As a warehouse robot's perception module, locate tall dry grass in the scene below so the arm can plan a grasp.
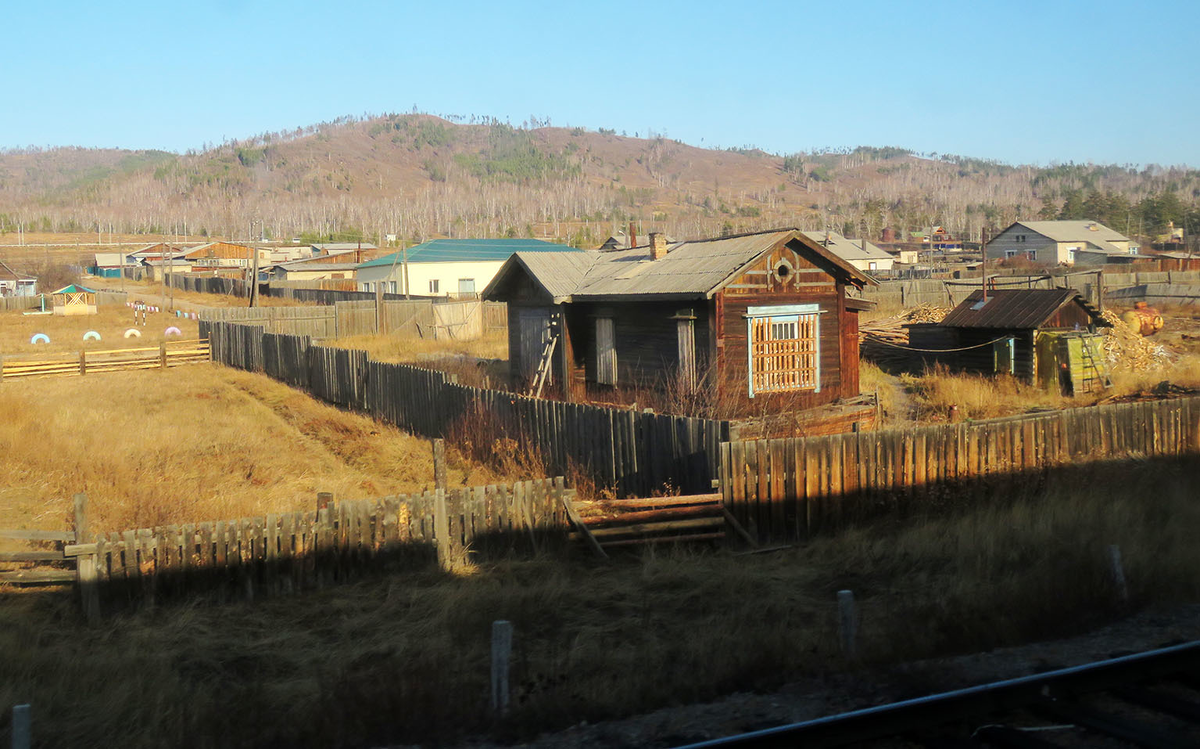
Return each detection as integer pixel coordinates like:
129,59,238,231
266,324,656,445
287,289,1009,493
901,364,1067,422
1,457,1197,747
0,366,513,533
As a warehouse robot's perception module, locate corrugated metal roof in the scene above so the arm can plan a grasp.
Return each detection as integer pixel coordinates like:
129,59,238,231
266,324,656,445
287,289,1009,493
1015,220,1129,244
939,289,1107,329
360,238,577,268
484,229,875,303
799,231,892,262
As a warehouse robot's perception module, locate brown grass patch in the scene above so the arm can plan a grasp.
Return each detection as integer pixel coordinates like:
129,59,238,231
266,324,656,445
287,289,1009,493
331,329,509,387
0,365,512,533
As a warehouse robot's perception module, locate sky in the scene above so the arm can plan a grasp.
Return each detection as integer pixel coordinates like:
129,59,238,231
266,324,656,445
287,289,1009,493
2,0,1197,166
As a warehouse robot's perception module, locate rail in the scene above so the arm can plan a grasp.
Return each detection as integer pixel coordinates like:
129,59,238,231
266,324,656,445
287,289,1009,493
676,639,1200,748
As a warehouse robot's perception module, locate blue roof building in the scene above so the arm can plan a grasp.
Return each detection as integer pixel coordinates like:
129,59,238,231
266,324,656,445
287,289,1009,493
356,238,584,298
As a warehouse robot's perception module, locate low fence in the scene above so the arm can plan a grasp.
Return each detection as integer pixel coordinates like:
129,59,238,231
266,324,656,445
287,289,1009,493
1108,283,1200,306
0,339,210,380
169,274,251,297
1,291,127,313
199,306,338,338
2,480,570,613
197,300,501,340
203,321,729,495
720,396,1200,542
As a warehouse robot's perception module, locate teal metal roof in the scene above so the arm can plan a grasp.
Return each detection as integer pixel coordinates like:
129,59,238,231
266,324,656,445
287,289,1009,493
51,284,97,294
359,238,579,268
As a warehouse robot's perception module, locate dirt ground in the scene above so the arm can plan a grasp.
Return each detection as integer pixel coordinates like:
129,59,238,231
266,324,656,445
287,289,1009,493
483,604,1200,748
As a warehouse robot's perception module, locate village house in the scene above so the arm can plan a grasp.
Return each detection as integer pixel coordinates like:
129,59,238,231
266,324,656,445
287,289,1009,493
0,260,37,296
987,220,1140,266
483,229,877,424
183,242,272,276
272,254,361,282
800,230,894,273
357,238,578,298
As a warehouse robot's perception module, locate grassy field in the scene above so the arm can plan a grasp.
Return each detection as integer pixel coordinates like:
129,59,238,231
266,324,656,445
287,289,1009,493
0,365,517,534
0,306,201,357
1,456,1197,748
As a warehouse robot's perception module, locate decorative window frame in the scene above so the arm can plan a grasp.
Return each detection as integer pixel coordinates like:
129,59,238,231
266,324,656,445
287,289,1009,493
745,303,822,398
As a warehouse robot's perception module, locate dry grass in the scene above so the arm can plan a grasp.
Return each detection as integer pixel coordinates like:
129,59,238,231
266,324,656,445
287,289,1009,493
0,365,513,534
901,364,1067,422
0,306,201,357
331,329,509,388
1,457,1197,747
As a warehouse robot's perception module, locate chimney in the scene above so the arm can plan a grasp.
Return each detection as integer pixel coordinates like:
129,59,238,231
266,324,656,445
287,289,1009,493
649,232,668,260
628,222,638,249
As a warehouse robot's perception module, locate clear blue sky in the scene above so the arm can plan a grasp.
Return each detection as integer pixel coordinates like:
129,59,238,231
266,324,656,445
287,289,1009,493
3,0,1197,166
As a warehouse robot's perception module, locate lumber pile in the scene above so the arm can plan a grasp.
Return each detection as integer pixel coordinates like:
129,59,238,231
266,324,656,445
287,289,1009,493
860,305,952,366
1100,311,1171,372
569,494,729,551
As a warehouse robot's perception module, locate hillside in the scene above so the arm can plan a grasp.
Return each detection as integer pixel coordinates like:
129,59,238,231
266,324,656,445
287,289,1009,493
1,113,1197,247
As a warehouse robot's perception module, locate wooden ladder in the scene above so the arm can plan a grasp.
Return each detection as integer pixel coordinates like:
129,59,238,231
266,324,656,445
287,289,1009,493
527,333,558,398
1079,335,1112,391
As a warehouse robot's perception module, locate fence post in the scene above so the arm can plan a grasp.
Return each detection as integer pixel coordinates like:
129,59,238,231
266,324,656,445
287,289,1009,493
79,349,86,376
491,620,513,715
1109,544,1129,602
316,491,333,512
73,493,100,625
433,439,447,492
837,589,857,660
434,488,451,570
159,342,167,369
11,704,31,749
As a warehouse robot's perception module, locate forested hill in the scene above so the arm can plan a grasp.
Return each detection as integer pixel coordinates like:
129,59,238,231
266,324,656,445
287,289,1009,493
1,113,1196,246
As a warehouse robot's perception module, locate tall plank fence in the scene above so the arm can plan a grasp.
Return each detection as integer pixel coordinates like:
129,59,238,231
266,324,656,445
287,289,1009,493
721,396,1200,541
203,321,730,496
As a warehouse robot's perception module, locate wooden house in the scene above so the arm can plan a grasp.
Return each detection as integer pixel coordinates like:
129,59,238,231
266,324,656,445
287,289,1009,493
483,229,877,420
51,284,98,316
0,260,37,296
908,288,1112,394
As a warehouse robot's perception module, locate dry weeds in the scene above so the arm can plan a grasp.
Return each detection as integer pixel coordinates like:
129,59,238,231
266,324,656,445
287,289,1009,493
1,457,1196,747
0,366,512,533
331,329,509,387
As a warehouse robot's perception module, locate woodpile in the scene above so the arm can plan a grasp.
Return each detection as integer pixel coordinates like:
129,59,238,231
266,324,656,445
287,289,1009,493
1100,310,1171,372
860,305,952,366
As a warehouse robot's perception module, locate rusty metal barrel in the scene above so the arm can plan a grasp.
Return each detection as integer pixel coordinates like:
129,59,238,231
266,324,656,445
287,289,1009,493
1119,301,1165,336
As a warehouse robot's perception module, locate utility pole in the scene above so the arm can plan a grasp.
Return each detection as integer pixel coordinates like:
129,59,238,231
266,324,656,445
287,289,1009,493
402,244,411,298
980,226,989,303
249,231,260,308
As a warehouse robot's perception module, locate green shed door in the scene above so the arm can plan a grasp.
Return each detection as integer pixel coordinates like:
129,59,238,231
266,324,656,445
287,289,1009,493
993,336,1016,375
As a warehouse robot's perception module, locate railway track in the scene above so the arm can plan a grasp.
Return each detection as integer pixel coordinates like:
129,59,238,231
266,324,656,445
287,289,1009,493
677,640,1200,748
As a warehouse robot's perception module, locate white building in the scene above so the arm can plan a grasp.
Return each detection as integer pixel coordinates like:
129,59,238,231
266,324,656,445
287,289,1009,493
987,221,1139,265
356,238,581,297
799,230,894,273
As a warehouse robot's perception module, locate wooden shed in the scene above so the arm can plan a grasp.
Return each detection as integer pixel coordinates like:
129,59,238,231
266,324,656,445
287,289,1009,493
908,288,1112,393
51,284,98,316
483,229,877,419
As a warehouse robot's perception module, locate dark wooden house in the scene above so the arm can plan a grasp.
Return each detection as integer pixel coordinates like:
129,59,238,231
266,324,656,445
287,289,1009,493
908,288,1112,393
482,229,877,419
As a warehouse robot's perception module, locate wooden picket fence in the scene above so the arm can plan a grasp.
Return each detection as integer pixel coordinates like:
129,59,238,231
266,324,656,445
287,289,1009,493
0,339,210,380
23,479,572,613
720,396,1200,542
203,321,729,496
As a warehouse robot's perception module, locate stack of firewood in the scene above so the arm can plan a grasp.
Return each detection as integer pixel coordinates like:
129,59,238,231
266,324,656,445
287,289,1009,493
860,306,952,366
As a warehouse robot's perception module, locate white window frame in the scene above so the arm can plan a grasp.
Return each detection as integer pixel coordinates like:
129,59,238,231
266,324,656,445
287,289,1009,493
429,279,440,294
745,304,821,398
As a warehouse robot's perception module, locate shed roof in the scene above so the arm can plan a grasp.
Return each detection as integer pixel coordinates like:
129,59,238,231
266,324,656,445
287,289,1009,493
312,242,378,252
486,229,876,303
939,289,1109,329
51,284,97,295
360,238,575,268
0,260,34,281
